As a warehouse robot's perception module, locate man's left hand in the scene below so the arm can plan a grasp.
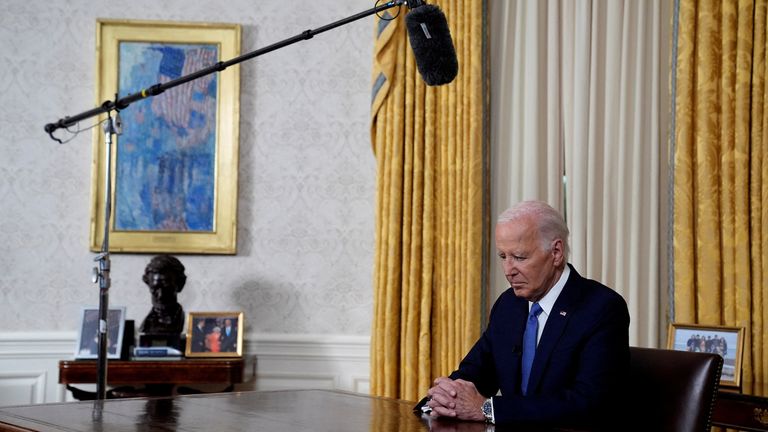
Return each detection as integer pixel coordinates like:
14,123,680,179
427,377,486,422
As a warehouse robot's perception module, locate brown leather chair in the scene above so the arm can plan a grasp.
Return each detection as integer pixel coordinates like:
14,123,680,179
628,346,723,432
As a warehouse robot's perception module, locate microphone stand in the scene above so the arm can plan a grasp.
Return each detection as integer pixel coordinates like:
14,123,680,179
91,110,119,402
45,0,407,401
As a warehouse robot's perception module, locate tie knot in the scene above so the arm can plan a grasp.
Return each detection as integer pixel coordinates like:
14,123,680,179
530,302,543,318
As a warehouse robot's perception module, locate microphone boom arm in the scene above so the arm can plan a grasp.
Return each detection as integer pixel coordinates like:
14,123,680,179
44,0,407,141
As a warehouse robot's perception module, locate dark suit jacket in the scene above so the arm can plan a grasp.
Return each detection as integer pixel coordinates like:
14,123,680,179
220,327,238,352
449,264,629,427
192,325,207,352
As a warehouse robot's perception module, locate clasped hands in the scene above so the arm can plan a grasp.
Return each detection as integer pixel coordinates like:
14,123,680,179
426,377,486,422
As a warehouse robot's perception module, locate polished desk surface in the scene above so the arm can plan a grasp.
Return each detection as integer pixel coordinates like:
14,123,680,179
714,381,768,431
0,389,576,432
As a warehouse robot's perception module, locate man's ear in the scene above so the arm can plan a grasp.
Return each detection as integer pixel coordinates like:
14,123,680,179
551,238,565,266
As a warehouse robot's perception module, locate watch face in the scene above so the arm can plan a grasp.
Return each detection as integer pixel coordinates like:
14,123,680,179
482,399,492,415
482,399,493,423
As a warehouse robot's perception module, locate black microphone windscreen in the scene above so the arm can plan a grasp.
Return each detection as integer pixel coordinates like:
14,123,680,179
405,4,459,86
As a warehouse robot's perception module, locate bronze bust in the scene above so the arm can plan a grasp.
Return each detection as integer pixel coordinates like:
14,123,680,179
139,254,186,335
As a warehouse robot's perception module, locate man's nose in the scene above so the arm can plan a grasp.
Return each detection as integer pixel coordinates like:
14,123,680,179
502,258,517,274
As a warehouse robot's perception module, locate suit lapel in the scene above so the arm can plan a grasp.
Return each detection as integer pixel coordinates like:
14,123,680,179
526,266,582,394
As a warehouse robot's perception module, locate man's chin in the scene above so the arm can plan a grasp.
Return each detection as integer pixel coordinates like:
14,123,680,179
511,286,532,299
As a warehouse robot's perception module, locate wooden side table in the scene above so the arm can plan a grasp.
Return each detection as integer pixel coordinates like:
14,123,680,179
714,381,768,431
59,358,247,400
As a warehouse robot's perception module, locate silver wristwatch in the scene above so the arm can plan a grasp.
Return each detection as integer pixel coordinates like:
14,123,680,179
481,397,493,423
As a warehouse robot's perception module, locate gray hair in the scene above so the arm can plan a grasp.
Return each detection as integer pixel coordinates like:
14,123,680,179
497,200,570,260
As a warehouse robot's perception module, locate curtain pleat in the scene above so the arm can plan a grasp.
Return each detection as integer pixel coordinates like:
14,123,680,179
490,0,666,347
370,0,488,401
563,0,664,348
673,0,768,385
754,0,767,379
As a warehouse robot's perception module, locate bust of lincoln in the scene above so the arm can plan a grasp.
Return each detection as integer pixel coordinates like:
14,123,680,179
139,254,186,335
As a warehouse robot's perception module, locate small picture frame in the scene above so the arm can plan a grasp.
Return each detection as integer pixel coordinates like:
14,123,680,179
667,323,745,387
185,311,243,357
74,306,127,359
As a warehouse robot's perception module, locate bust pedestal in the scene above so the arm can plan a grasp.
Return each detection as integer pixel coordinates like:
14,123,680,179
138,333,185,351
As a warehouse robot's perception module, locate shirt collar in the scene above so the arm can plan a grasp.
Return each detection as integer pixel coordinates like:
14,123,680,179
531,264,570,317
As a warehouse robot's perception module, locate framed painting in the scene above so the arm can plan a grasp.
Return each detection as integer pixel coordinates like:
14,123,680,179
185,311,244,357
667,323,745,387
74,306,127,359
89,19,241,254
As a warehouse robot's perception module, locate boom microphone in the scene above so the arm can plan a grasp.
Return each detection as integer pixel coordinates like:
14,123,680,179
404,1,459,86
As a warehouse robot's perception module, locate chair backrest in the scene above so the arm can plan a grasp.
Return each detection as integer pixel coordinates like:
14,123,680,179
628,346,723,432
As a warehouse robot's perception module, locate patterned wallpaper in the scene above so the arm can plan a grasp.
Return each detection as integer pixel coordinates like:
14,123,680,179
0,1,376,335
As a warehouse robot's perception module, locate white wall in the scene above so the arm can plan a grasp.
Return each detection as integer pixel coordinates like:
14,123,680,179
0,0,375,404
0,333,370,406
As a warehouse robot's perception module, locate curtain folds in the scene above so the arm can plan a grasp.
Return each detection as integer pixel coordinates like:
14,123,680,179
673,0,768,385
561,0,665,347
489,0,668,347
370,0,488,401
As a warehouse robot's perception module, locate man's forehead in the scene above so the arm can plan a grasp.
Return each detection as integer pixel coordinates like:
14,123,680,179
147,272,177,284
496,220,538,239
148,268,175,275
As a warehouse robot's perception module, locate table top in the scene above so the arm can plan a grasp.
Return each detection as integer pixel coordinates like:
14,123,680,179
0,390,422,432
0,389,573,432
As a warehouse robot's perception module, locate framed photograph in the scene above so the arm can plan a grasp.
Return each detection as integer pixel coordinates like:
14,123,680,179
185,311,243,357
667,323,745,387
89,19,242,254
74,306,127,359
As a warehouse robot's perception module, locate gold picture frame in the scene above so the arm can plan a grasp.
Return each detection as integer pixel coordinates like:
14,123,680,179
667,323,745,387
185,311,244,357
90,19,241,254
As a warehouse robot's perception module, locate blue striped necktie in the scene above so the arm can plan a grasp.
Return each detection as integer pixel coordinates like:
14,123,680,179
521,302,543,395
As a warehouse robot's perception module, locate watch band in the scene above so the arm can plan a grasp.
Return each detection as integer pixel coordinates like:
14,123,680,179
481,397,494,423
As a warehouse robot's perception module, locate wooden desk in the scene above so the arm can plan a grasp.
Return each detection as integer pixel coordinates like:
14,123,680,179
714,381,768,431
59,358,246,399
0,389,578,432
0,390,424,432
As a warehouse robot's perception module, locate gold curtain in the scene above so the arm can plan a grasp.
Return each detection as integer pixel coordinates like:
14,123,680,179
369,0,488,401
674,0,767,385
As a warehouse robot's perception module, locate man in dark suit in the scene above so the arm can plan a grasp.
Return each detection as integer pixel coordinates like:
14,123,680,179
219,318,238,352
191,318,207,352
425,201,630,428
